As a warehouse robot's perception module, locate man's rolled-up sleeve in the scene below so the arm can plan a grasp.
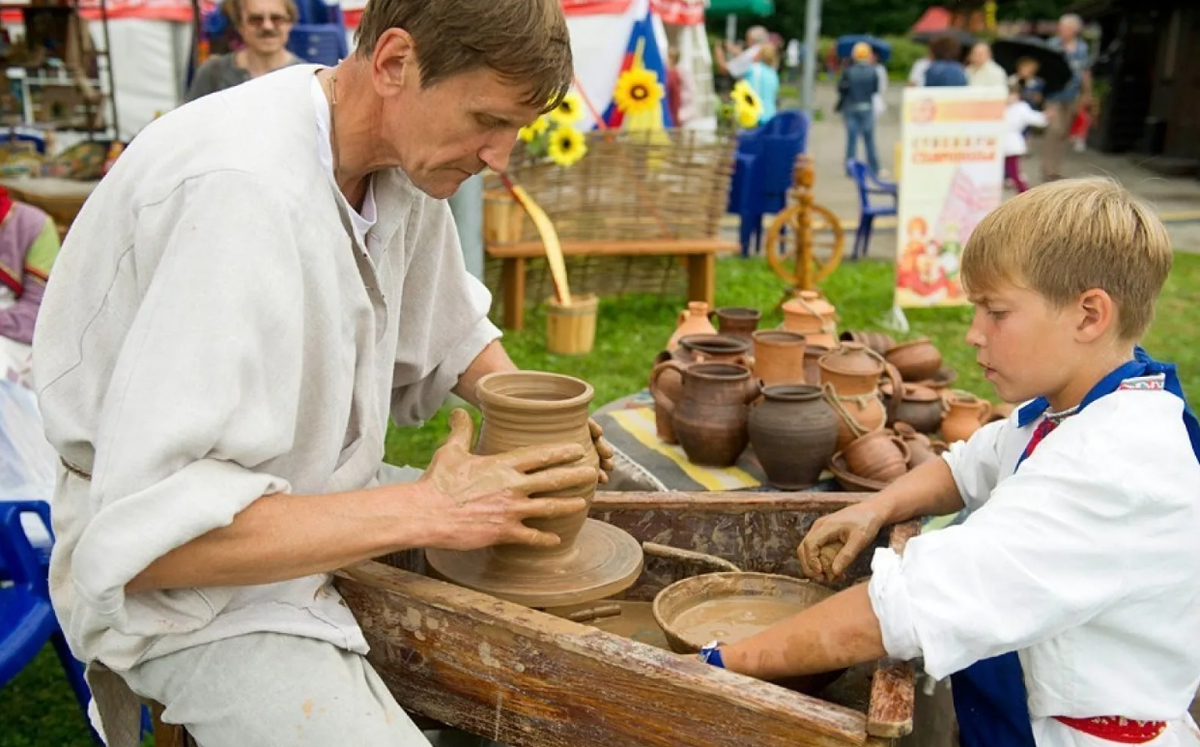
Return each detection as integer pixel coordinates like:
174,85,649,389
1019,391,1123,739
72,172,305,626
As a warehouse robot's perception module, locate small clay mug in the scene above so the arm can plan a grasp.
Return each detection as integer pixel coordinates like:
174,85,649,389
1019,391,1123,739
714,307,762,343
842,429,911,483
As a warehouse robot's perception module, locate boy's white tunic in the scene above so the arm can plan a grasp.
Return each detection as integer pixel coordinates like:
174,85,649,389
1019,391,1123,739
868,386,1200,746
33,65,499,676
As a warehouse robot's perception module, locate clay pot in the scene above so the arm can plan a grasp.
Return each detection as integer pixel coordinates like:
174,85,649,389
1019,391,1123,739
881,382,944,434
818,342,886,396
941,394,993,443
714,306,761,343
911,366,958,390
781,290,838,348
751,330,806,387
667,301,718,352
748,385,839,489
673,363,758,467
824,385,888,452
842,429,911,483
649,358,684,444
675,334,752,368
473,372,599,555
894,422,942,468
885,338,943,382
839,329,896,357
828,450,889,492
802,344,830,386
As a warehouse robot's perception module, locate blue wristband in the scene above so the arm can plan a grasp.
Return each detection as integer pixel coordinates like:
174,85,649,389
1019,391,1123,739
697,640,725,669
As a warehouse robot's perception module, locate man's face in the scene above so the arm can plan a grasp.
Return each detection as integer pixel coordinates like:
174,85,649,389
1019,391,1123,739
380,64,542,200
238,0,293,56
1058,17,1080,42
969,44,989,67
965,283,1078,404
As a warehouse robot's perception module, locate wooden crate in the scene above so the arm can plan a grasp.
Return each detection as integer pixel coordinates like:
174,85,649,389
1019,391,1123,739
335,491,917,747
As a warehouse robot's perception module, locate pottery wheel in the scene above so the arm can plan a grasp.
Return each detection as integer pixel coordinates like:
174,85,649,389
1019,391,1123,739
425,519,644,608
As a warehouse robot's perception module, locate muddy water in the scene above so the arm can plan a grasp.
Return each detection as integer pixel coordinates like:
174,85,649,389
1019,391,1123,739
670,597,803,643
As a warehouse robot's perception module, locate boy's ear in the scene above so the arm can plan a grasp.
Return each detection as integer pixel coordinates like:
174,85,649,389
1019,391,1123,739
1075,288,1118,343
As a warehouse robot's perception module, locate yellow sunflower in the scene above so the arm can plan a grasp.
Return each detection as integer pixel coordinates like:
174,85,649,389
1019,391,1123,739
547,125,588,167
519,115,550,143
613,68,664,116
549,91,585,125
732,81,763,128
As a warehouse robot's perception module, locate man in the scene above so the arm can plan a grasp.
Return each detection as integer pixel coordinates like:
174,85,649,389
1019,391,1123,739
33,1,611,745
965,42,1007,88
1042,13,1092,182
185,0,304,101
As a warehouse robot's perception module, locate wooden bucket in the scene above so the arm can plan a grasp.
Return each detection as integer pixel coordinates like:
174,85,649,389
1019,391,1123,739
545,294,598,355
483,189,525,244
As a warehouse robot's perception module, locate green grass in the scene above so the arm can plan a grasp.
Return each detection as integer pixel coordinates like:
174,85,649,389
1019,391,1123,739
7,253,1200,746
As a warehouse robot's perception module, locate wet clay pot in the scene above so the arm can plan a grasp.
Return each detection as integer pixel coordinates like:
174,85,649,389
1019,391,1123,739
751,330,807,388
802,344,830,386
818,343,886,396
675,334,753,368
714,306,762,343
781,290,838,348
941,394,993,443
894,422,944,468
673,363,758,467
881,382,944,434
748,385,838,489
839,329,896,357
885,338,943,382
667,301,718,352
843,429,911,483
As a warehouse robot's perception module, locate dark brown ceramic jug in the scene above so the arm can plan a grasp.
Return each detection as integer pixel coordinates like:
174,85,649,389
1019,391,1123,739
673,363,758,467
748,385,838,489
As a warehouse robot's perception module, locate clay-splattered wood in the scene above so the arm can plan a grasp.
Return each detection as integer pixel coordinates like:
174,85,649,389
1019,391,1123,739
336,561,870,747
865,519,921,738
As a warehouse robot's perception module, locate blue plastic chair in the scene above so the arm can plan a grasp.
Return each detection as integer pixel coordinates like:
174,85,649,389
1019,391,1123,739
727,110,810,256
846,158,897,260
0,501,102,744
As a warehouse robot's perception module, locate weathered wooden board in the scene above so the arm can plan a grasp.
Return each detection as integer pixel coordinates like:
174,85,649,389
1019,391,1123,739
340,490,920,747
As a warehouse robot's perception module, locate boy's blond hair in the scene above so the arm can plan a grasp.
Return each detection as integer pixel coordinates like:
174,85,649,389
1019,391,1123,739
961,178,1172,341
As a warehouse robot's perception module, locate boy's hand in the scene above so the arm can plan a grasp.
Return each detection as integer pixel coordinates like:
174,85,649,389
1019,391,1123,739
798,502,888,582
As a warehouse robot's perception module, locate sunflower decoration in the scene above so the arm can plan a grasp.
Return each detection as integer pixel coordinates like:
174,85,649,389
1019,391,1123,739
732,81,764,129
547,125,588,167
549,91,585,126
613,67,664,116
519,115,550,143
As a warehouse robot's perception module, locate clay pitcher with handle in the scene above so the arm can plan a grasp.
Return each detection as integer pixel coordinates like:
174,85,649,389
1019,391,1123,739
941,394,993,443
667,301,717,352
673,363,758,467
649,358,685,444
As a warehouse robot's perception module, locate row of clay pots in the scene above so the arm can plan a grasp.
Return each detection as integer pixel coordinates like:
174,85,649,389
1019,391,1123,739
828,425,948,492
667,292,842,358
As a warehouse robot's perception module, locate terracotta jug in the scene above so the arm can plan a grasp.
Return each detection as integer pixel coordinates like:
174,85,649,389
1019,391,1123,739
885,337,943,382
802,344,830,386
649,358,686,443
839,329,897,357
882,382,944,434
674,334,752,367
673,363,758,467
894,422,942,468
667,301,717,352
843,429,911,483
781,291,838,348
941,394,993,443
824,385,888,452
751,330,806,387
714,306,762,343
748,384,839,489
818,342,886,396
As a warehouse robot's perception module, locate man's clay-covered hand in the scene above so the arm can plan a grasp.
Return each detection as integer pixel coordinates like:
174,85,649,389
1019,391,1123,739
589,418,615,484
797,502,887,583
416,409,598,551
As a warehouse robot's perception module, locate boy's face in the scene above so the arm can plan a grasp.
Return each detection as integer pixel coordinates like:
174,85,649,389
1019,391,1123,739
1018,61,1038,78
965,284,1079,404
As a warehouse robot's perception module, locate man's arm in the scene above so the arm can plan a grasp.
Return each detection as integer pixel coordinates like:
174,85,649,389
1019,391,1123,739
452,338,516,407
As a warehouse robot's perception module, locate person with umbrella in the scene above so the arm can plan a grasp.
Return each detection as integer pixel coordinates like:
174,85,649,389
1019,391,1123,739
1043,13,1092,181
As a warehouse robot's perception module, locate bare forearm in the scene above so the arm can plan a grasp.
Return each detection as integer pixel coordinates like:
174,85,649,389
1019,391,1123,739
721,584,885,680
453,339,517,407
872,457,964,525
126,484,437,593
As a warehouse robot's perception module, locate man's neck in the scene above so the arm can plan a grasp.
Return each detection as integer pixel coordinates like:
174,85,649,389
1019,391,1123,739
238,47,291,77
317,62,395,208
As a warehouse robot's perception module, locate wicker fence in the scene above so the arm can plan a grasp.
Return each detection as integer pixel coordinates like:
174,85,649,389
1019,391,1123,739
482,128,736,315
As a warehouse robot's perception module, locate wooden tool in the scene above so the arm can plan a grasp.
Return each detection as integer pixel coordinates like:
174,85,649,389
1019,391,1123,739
498,171,572,305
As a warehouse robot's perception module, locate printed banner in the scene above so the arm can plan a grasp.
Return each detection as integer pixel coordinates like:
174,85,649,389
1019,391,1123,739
895,87,1006,308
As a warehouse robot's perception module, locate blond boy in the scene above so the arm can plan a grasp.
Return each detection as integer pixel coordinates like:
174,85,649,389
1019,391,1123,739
696,179,1200,747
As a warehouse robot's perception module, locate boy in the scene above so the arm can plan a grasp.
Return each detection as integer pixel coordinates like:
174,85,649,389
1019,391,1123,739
697,179,1200,747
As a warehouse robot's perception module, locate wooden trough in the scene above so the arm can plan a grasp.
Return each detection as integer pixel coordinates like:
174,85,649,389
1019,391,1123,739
335,491,918,747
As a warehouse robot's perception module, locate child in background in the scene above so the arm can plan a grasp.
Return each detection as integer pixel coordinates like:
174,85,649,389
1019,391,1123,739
1009,56,1045,110
1070,102,1093,152
1004,82,1049,193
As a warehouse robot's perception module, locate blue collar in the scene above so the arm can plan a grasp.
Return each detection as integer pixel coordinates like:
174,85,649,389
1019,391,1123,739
1015,346,1200,461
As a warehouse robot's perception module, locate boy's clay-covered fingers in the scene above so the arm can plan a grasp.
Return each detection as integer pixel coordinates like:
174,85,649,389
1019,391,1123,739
797,518,842,579
515,464,600,496
498,441,588,473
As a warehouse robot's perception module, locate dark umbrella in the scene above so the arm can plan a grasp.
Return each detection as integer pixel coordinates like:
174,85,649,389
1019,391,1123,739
836,35,892,64
992,35,1073,95
911,28,977,48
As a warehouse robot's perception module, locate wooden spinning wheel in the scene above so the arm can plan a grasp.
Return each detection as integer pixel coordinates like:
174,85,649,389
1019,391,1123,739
764,155,845,292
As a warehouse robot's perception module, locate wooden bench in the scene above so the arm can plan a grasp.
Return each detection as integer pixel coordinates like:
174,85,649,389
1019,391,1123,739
488,237,737,330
